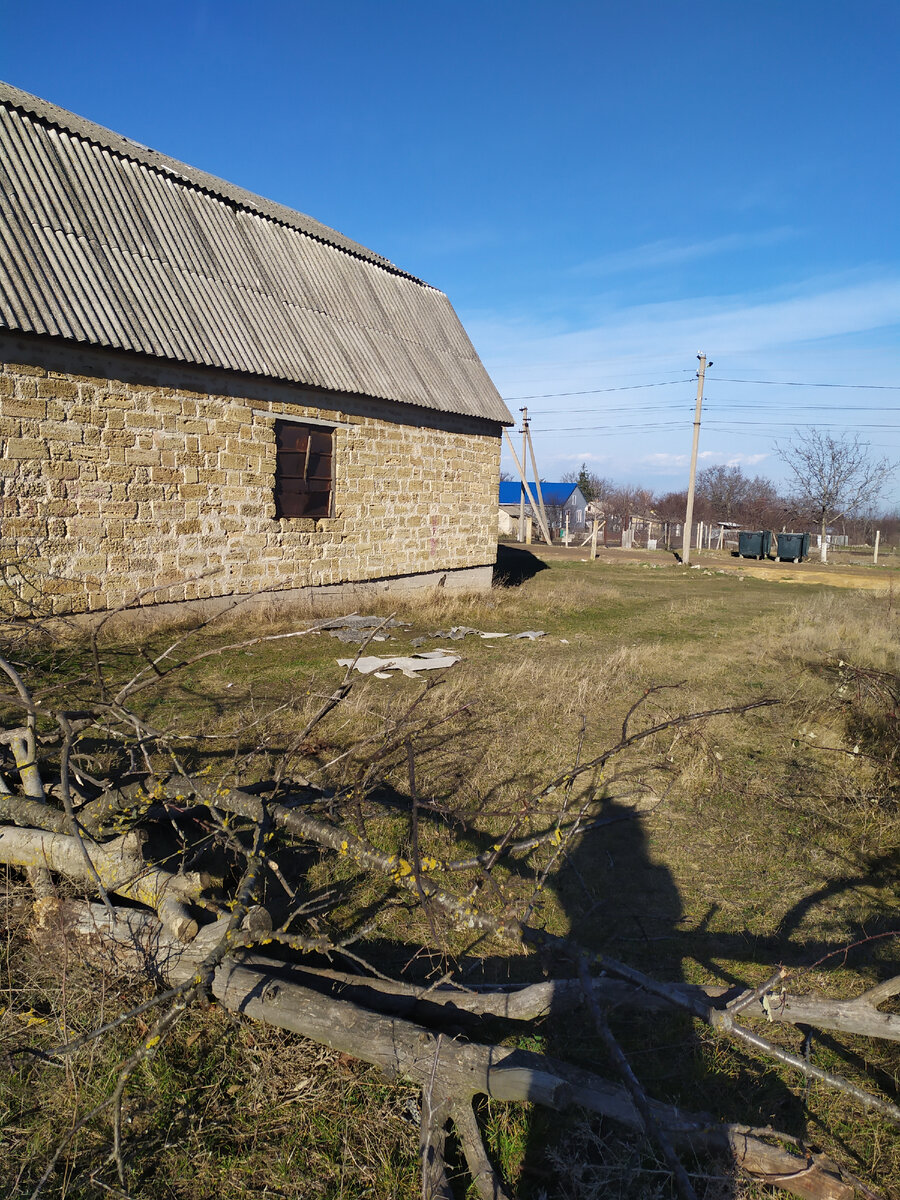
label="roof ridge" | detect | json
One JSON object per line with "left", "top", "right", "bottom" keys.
{"left": 0, "top": 79, "right": 430, "bottom": 287}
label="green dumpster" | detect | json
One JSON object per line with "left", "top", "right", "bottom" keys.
{"left": 775, "top": 532, "right": 809, "bottom": 562}
{"left": 738, "top": 530, "right": 772, "bottom": 559}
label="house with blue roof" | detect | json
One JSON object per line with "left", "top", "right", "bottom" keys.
{"left": 499, "top": 481, "right": 588, "bottom": 534}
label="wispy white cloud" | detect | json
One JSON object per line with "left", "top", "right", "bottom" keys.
{"left": 486, "top": 270, "right": 900, "bottom": 502}
{"left": 639, "top": 450, "right": 769, "bottom": 473}
{"left": 570, "top": 227, "right": 798, "bottom": 277}
{"left": 557, "top": 451, "right": 611, "bottom": 465}
{"left": 473, "top": 272, "right": 900, "bottom": 386}
{"left": 640, "top": 452, "right": 690, "bottom": 471}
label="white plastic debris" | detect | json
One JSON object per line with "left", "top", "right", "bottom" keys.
{"left": 337, "top": 651, "right": 461, "bottom": 679}
{"left": 430, "top": 626, "right": 510, "bottom": 641}
{"left": 416, "top": 627, "right": 543, "bottom": 645}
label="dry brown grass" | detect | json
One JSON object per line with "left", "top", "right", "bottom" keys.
{"left": 3, "top": 558, "right": 899, "bottom": 1198}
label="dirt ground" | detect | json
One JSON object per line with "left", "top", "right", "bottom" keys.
{"left": 521, "top": 542, "right": 899, "bottom": 592}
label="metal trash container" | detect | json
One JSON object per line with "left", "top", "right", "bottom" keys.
{"left": 775, "top": 532, "right": 809, "bottom": 562}
{"left": 738, "top": 530, "right": 772, "bottom": 559}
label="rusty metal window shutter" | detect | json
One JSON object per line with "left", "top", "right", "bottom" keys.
{"left": 274, "top": 421, "right": 333, "bottom": 519}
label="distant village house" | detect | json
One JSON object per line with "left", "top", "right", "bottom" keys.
{"left": 498, "top": 481, "right": 587, "bottom": 537}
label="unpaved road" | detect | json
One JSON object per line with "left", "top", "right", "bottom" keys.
{"left": 520, "top": 543, "right": 899, "bottom": 592}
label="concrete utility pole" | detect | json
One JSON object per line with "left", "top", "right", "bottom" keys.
{"left": 525, "top": 421, "right": 549, "bottom": 540}
{"left": 682, "top": 353, "right": 710, "bottom": 566}
{"left": 518, "top": 408, "right": 527, "bottom": 542}
{"left": 502, "top": 428, "right": 552, "bottom": 545}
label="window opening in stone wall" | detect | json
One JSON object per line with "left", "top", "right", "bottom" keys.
{"left": 274, "top": 421, "right": 334, "bottom": 518}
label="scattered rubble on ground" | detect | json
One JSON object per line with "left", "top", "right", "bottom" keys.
{"left": 411, "top": 626, "right": 545, "bottom": 646}
{"left": 336, "top": 650, "right": 461, "bottom": 679}
{"left": 318, "top": 615, "right": 407, "bottom": 644}
{"left": 321, "top": 617, "right": 545, "bottom": 665}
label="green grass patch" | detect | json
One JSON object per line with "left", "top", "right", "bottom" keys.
{"left": 3, "top": 551, "right": 899, "bottom": 1197}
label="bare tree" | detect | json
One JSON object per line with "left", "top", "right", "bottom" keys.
{"left": 777, "top": 430, "right": 895, "bottom": 562}
{"left": 694, "top": 466, "right": 791, "bottom": 530}
{"left": 561, "top": 464, "right": 613, "bottom": 505}
{"left": 1, "top": 607, "right": 898, "bottom": 1199}
{"left": 695, "top": 464, "right": 751, "bottom": 521}
{"left": 603, "top": 486, "right": 656, "bottom": 540}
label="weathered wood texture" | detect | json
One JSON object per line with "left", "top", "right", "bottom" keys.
{"left": 29, "top": 900, "right": 876, "bottom": 1200}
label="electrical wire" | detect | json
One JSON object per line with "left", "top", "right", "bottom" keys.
{"left": 501, "top": 378, "right": 693, "bottom": 402}
{"left": 705, "top": 427, "right": 900, "bottom": 436}
{"left": 528, "top": 397, "right": 899, "bottom": 415}
{"left": 529, "top": 420, "right": 685, "bottom": 434}
{"left": 706, "top": 402, "right": 899, "bottom": 412}
{"left": 706, "top": 376, "right": 900, "bottom": 390}
{"left": 529, "top": 403, "right": 695, "bottom": 417}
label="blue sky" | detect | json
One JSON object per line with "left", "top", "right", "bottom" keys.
{"left": 3, "top": 1, "right": 899, "bottom": 504}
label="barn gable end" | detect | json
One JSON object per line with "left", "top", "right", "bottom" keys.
{"left": 0, "top": 83, "right": 512, "bottom": 616}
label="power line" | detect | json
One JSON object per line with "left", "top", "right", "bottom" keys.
{"left": 532, "top": 424, "right": 686, "bottom": 439}
{"left": 707, "top": 376, "right": 900, "bottom": 390}
{"left": 703, "top": 424, "right": 899, "bottom": 450}
{"left": 706, "top": 419, "right": 900, "bottom": 430}
{"left": 517, "top": 418, "right": 900, "bottom": 439}
{"left": 530, "top": 403, "right": 694, "bottom": 416}
{"left": 529, "top": 396, "right": 900, "bottom": 415}
{"left": 514, "top": 376, "right": 900, "bottom": 409}
{"left": 707, "top": 401, "right": 899, "bottom": 411}
{"left": 502, "top": 378, "right": 692, "bottom": 401}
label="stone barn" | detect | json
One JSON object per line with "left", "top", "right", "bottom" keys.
{"left": 0, "top": 82, "right": 512, "bottom": 617}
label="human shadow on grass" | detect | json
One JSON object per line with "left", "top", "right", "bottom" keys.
{"left": 493, "top": 798, "right": 801, "bottom": 1199}
{"left": 506, "top": 802, "right": 900, "bottom": 1198}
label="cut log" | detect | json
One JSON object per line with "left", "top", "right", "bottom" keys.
{"left": 2, "top": 826, "right": 207, "bottom": 940}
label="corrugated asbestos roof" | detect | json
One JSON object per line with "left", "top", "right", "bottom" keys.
{"left": 0, "top": 82, "right": 512, "bottom": 425}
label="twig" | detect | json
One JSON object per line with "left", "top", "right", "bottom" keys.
{"left": 577, "top": 958, "right": 699, "bottom": 1200}
{"left": 407, "top": 738, "right": 436, "bottom": 936}
{"left": 420, "top": 1034, "right": 452, "bottom": 1200}
{"left": 57, "top": 717, "right": 116, "bottom": 917}
{"left": 451, "top": 1099, "right": 513, "bottom": 1200}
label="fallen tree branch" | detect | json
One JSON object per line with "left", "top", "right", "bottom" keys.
{"left": 0, "top": 826, "right": 207, "bottom": 940}
{"left": 450, "top": 1099, "right": 513, "bottom": 1200}
{"left": 17, "top": 765, "right": 900, "bottom": 1123}
{"left": 577, "top": 957, "right": 700, "bottom": 1200}
{"left": 245, "top": 963, "right": 900, "bottom": 1042}
{"left": 26, "top": 900, "right": 886, "bottom": 1200}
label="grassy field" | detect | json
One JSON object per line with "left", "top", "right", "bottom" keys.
{"left": 2, "top": 547, "right": 899, "bottom": 1198}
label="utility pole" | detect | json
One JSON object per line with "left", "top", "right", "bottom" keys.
{"left": 525, "top": 419, "right": 549, "bottom": 539}
{"left": 518, "top": 408, "right": 527, "bottom": 542}
{"left": 682, "top": 353, "right": 710, "bottom": 566}
{"left": 502, "top": 428, "right": 552, "bottom": 545}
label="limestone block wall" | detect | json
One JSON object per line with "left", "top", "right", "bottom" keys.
{"left": 0, "top": 335, "right": 503, "bottom": 614}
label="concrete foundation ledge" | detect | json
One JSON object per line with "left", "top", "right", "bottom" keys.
{"left": 33, "top": 563, "right": 495, "bottom": 635}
